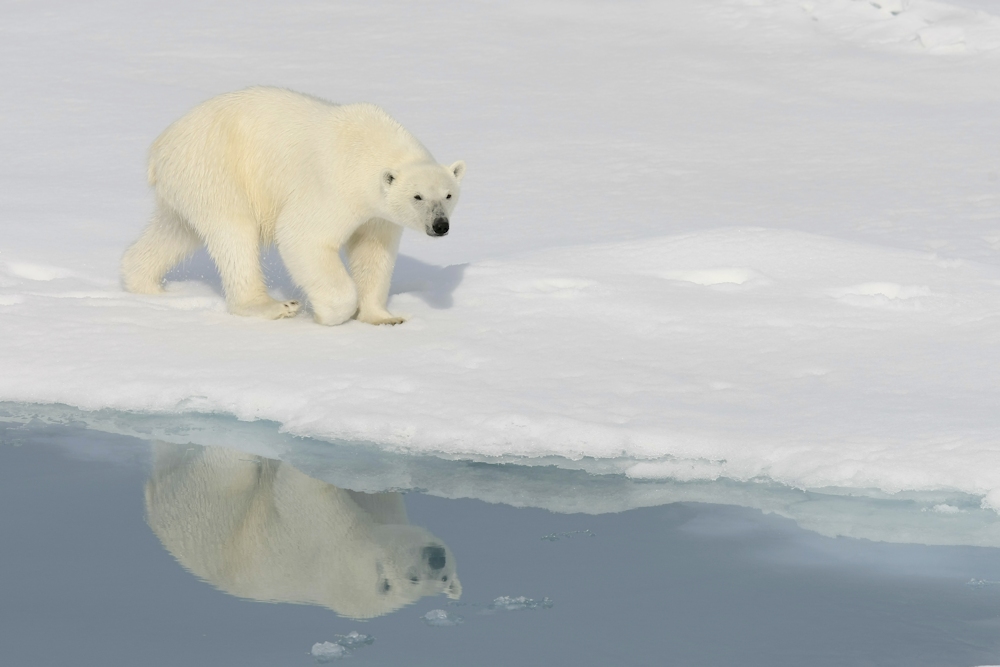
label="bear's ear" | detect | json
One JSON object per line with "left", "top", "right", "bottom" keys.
{"left": 449, "top": 160, "right": 466, "bottom": 184}
{"left": 382, "top": 170, "right": 397, "bottom": 189}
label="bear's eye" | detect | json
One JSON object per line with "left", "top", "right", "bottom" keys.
{"left": 413, "top": 195, "right": 422, "bottom": 201}
{"left": 381, "top": 580, "right": 391, "bottom": 593}
{"left": 446, "top": 194, "right": 452, "bottom": 199}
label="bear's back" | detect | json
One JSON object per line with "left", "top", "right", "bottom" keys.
{"left": 148, "top": 87, "right": 332, "bottom": 186}
{"left": 147, "top": 88, "right": 429, "bottom": 226}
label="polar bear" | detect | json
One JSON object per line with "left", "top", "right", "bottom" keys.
{"left": 144, "top": 442, "right": 462, "bottom": 619}
{"left": 121, "top": 87, "right": 465, "bottom": 325}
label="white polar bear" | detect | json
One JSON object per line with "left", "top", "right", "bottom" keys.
{"left": 144, "top": 442, "right": 462, "bottom": 619}
{"left": 121, "top": 87, "right": 466, "bottom": 325}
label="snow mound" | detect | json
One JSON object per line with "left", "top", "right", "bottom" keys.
{"left": 826, "top": 282, "right": 931, "bottom": 309}
{"left": 732, "top": 0, "right": 1000, "bottom": 52}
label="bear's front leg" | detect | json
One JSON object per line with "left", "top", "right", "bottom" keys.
{"left": 278, "top": 238, "right": 359, "bottom": 326}
{"left": 346, "top": 218, "right": 406, "bottom": 326}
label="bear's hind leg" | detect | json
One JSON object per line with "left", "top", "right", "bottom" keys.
{"left": 121, "top": 202, "right": 201, "bottom": 294}
{"left": 346, "top": 218, "right": 406, "bottom": 326}
{"left": 200, "top": 216, "right": 301, "bottom": 320}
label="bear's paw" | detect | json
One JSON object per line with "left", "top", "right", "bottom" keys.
{"left": 231, "top": 298, "right": 302, "bottom": 320}
{"left": 357, "top": 310, "right": 407, "bottom": 326}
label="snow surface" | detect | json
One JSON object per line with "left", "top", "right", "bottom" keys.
{"left": 2, "top": 1, "right": 1000, "bottom": 508}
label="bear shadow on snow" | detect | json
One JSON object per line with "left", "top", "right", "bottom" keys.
{"left": 164, "top": 248, "right": 302, "bottom": 302}
{"left": 164, "top": 249, "right": 466, "bottom": 313}
{"left": 389, "top": 256, "right": 467, "bottom": 310}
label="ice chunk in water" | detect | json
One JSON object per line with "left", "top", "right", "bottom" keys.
{"left": 488, "top": 595, "right": 554, "bottom": 611}
{"left": 334, "top": 631, "right": 374, "bottom": 648}
{"left": 422, "top": 609, "right": 464, "bottom": 626}
{"left": 542, "top": 529, "right": 595, "bottom": 541}
{"left": 311, "top": 632, "right": 374, "bottom": 661}
{"left": 311, "top": 642, "right": 348, "bottom": 662}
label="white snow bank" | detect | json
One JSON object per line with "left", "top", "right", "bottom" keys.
{"left": 8, "top": 408, "right": 1000, "bottom": 548}
{"left": 2, "top": 228, "right": 999, "bottom": 506}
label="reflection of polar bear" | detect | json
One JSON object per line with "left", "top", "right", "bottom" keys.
{"left": 144, "top": 443, "right": 461, "bottom": 619}
{"left": 121, "top": 87, "right": 466, "bottom": 326}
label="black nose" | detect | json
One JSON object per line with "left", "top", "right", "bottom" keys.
{"left": 423, "top": 546, "right": 446, "bottom": 570}
{"left": 432, "top": 217, "right": 449, "bottom": 236}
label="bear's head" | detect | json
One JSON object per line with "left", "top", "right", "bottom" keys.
{"left": 381, "top": 160, "right": 465, "bottom": 237}
{"left": 370, "top": 524, "right": 462, "bottom": 608}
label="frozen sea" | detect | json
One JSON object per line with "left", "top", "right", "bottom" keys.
{"left": 2, "top": 0, "right": 1000, "bottom": 663}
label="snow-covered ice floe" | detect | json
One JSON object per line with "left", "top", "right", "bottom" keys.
{"left": 3, "top": 0, "right": 1000, "bottom": 563}
{"left": 2, "top": 229, "right": 1000, "bottom": 514}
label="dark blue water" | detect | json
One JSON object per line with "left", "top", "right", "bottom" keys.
{"left": 1, "top": 420, "right": 999, "bottom": 667}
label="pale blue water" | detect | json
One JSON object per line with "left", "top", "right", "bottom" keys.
{"left": 1, "top": 418, "right": 999, "bottom": 666}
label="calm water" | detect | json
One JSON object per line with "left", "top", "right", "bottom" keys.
{"left": 2, "top": 419, "right": 999, "bottom": 667}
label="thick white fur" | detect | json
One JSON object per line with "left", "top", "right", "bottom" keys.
{"left": 145, "top": 443, "right": 462, "bottom": 619}
{"left": 121, "top": 87, "right": 465, "bottom": 325}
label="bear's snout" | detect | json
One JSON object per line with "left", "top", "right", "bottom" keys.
{"left": 429, "top": 217, "right": 449, "bottom": 237}
{"left": 423, "top": 545, "right": 447, "bottom": 570}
